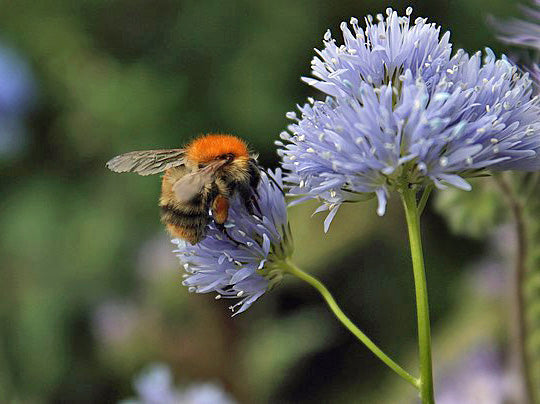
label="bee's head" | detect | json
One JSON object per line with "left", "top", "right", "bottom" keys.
{"left": 186, "top": 134, "right": 250, "bottom": 166}
{"left": 218, "top": 153, "right": 236, "bottom": 163}
{"left": 217, "top": 155, "right": 251, "bottom": 181}
{"left": 197, "top": 153, "right": 237, "bottom": 169}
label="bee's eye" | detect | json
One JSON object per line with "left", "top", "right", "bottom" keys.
{"left": 218, "top": 153, "right": 235, "bottom": 161}
{"left": 198, "top": 163, "right": 206, "bottom": 169}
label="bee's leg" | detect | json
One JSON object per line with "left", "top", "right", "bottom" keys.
{"left": 211, "top": 194, "right": 245, "bottom": 246}
{"left": 237, "top": 183, "right": 262, "bottom": 218}
{"left": 211, "top": 194, "right": 229, "bottom": 224}
{"left": 248, "top": 193, "right": 262, "bottom": 216}
{"left": 248, "top": 159, "right": 261, "bottom": 190}
{"left": 248, "top": 159, "right": 263, "bottom": 216}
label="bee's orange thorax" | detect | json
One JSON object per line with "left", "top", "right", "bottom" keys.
{"left": 185, "top": 134, "right": 249, "bottom": 164}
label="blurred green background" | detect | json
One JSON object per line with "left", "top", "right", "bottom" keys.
{"left": 0, "top": 0, "right": 525, "bottom": 402}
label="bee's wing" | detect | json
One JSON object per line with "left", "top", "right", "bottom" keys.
{"left": 172, "top": 159, "right": 228, "bottom": 203}
{"left": 106, "top": 149, "right": 186, "bottom": 176}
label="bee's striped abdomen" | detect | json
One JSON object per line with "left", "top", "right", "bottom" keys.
{"left": 160, "top": 203, "right": 210, "bottom": 245}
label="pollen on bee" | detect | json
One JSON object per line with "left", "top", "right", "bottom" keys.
{"left": 185, "top": 134, "right": 250, "bottom": 164}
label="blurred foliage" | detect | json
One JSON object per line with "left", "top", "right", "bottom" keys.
{"left": 522, "top": 174, "right": 540, "bottom": 402}
{"left": 0, "top": 0, "right": 529, "bottom": 403}
{"left": 435, "top": 170, "right": 540, "bottom": 403}
{"left": 433, "top": 177, "right": 508, "bottom": 238}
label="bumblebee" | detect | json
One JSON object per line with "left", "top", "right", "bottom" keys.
{"left": 107, "top": 134, "right": 261, "bottom": 244}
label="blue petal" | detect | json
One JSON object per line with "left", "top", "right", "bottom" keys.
{"left": 323, "top": 205, "right": 340, "bottom": 233}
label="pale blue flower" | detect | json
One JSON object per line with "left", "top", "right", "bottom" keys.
{"left": 436, "top": 343, "right": 508, "bottom": 404}
{"left": 131, "top": 364, "right": 180, "bottom": 404}
{"left": 304, "top": 8, "right": 452, "bottom": 99}
{"left": 496, "top": 0, "right": 540, "bottom": 52}
{"left": 174, "top": 169, "right": 292, "bottom": 315}
{"left": 181, "top": 384, "right": 236, "bottom": 404}
{"left": 121, "top": 363, "right": 236, "bottom": 404}
{"left": 0, "top": 43, "right": 35, "bottom": 157}
{"left": 0, "top": 44, "right": 34, "bottom": 116}
{"left": 495, "top": 0, "right": 540, "bottom": 88}
{"left": 279, "top": 8, "right": 540, "bottom": 226}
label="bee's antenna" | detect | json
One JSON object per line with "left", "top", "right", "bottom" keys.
{"left": 259, "top": 165, "right": 286, "bottom": 195}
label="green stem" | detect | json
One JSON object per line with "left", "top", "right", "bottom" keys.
{"left": 401, "top": 187, "right": 435, "bottom": 404}
{"left": 283, "top": 260, "right": 419, "bottom": 389}
{"left": 417, "top": 184, "right": 433, "bottom": 216}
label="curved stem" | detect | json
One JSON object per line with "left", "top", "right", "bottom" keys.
{"left": 283, "top": 260, "right": 419, "bottom": 389}
{"left": 401, "top": 187, "right": 435, "bottom": 404}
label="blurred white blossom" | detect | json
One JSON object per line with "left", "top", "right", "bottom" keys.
{"left": 121, "top": 363, "right": 236, "bottom": 404}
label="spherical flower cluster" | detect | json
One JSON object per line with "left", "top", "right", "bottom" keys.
{"left": 279, "top": 8, "right": 540, "bottom": 224}
{"left": 174, "top": 169, "right": 292, "bottom": 315}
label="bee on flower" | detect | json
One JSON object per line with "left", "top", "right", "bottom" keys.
{"left": 175, "top": 169, "right": 293, "bottom": 314}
